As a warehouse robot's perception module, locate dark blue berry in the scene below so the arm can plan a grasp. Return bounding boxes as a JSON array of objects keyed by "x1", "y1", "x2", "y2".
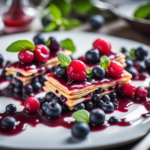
[
  {"x1": 0, "y1": 90, "x2": 2, "y2": 96},
  {"x1": 101, "y1": 102, "x2": 114, "y2": 112},
  {"x1": 101, "y1": 94, "x2": 110, "y2": 103},
  {"x1": 85, "y1": 49, "x2": 100, "y2": 63},
  {"x1": 0, "y1": 54, "x2": 4, "y2": 65},
  {"x1": 71, "y1": 122, "x2": 90, "y2": 139},
  {"x1": 126, "y1": 59, "x2": 133, "y2": 68},
  {"x1": 41, "y1": 18, "x2": 50, "y2": 27},
  {"x1": 15, "y1": 80, "x2": 22, "y2": 87},
  {"x1": 38, "y1": 97, "x2": 45, "y2": 107},
  {"x1": 139, "y1": 65, "x2": 146, "y2": 72},
  {"x1": 13, "y1": 86, "x2": 22, "y2": 94},
  {"x1": 39, "y1": 75, "x2": 47, "y2": 85},
  {"x1": 89, "y1": 15, "x2": 104, "y2": 29},
  {"x1": 109, "y1": 116, "x2": 118, "y2": 123},
  {"x1": 51, "y1": 97, "x2": 61, "y2": 103},
  {"x1": 49, "y1": 37, "x2": 60, "y2": 51},
  {"x1": 60, "y1": 95, "x2": 67, "y2": 104},
  {"x1": 32, "y1": 77, "x2": 39, "y2": 83},
  {"x1": 6, "y1": 104, "x2": 16, "y2": 113},
  {"x1": 135, "y1": 47, "x2": 148, "y2": 60},
  {"x1": 42, "y1": 102, "x2": 62, "y2": 118},
  {"x1": 23, "y1": 85, "x2": 33, "y2": 95},
  {"x1": 6, "y1": 74, "x2": 13, "y2": 81},
  {"x1": 145, "y1": 59, "x2": 150, "y2": 70},
  {"x1": 97, "y1": 100, "x2": 104, "y2": 108},
  {"x1": 16, "y1": 72, "x2": 23, "y2": 77},
  {"x1": 1, "y1": 117, "x2": 16, "y2": 129},
  {"x1": 120, "y1": 47, "x2": 127, "y2": 54},
  {"x1": 74, "y1": 103, "x2": 85, "y2": 111},
  {"x1": 33, "y1": 35, "x2": 45, "y2": 45},
  {"x1": 8, "y1": 83, "x2": 15, "y2": 90},
  {"x1": 55, "y1": 64, "x2": 67, "y2": 77},
  {"x1": 45, "y1": 92, "x2": 55, "y2": 101},
  {"x1": 127, "y1": 67, "x2": 138, "y2": 77},
  {"x1": 85, "y1": 101, "x2": 94, "y2": 110},
  {"x1": 61, "y1": 104, "x2": 68, "y2": 112},
  {"x1": 110, "y1": 92, "x2": 117, "y2": 99},
  {"x1": 92, "y1": 94, "x2": 100, "y2": 103},
  {"x1": 113, "y1": 102, "x2": 118, "y2": 108},
  {"x1": 33, "y1": 82, "x2": 42, "y2": 92},
  {"x1": 95, "y1": 88, "x2": 104, "y2": 94},
  {"x1": 90, "y1": 109, "x2": 105, "y2": 125},
  {"x1": 92, "y1": 65, "x2": 105, "y2": 79}
]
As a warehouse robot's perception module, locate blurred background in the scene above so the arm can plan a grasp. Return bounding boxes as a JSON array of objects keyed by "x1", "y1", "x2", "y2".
[{"x1": 0, "y1": 0, "x2": 150, "y2": 46}]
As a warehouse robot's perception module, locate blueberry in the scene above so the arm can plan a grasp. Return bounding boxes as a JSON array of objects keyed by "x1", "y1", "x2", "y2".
[
  {"x1": 120, "y1": 47, "x2": 127, "y2": 54},
  {"x1": 41, "y1": 18, "x2": 50, "y2": 27},
  {"x1": 33, "y1": 82, "x2": 42, "y2": 92},
  {"x1": 74, "y1": 103, "x2": 85, "y2": 111},
  {"x1": 111, "y1": 98, "x2": 118, "y2": 103},
  {"x1": 113, "y1": 102, "x2": 118, "y2": 108},
  {"x1": 6, "y1": 104, "x2": 16, "y2": 113},
  {"x1": 145, "y1": 59, "x2": 150, "y2": 70},
  {"x1": 126, "y1": 59, "x2": 133, "y2": 68},
  {"x1": 147, "y1": 91, "x2": 150, "y2": 97},
  {"x1": 139, "y1": 65, "x2": 146, "y2": 72},
  {"x1": 71, "y1": 122, "x2": 90, "y2": 139},
  {"x1": 15, "y1": 80, "x2": 22, "y2": 87},
  {"x1": 101, "y1": 102, "x2": 114, "y2": 112},
  {"x1": 61, "y1": 104, "x2": 68, "y2": 112},
  {"x1": 110, "y1": 92, "x2": 117, "y2": 99},
  {"x1": 13, "y1": 86, "x2": 22, "y2": 94},
  {"x1": 90, "y1": 109, "x2": 105, "y2": 125},
  {"x1": 89, "y1": 15, "x2": 104, "y2": 29},
  {"x1": 127, "y1": 67, "x2": 138, "y2": 77},
  {"x1": 85, "y1": 101, "x2": 94, "y2": 110},
  {"x1": 92, "y1": 65, "x2": 105, "y2": 79},
  {"x1": 6, "y1": 74, "x2": 13, "y2": 81},
  {"x1": 95, "y1": 88, "x2": 104, "y2": 94},
  {"x1": 0, "y1": 90, "x2": 2, "y2": 96},
  {"x1": 0, "y1": 54, "x2": 4, "y2": 65},
  {"x1": 55, "y1": 64, "x2": 67, "y2": 77},
  {"x1": 109, "y1": 116, "x2": 118, "y2": 123},
  {"x1": 45, "y1": 92, "x2": 55, "y2": 101},
  {"x1": 85, "y1": 49, "x2": 100, "y2": 63},
  {"x1": 23, "y1": 85, "x2": 33, "y2": 95},
  {"x1": 42, "y1": 102, "x2": 62, "y2": 118},
  {"x1": 97, "y1": 100, "x2": 104, "y2": 108},
  {"x1": 38, "y1": 97, "x2": 45, "y2": 107},
  {"x1": 32, "y1": 77, "x2": 39, "y2": 83},
  {"x1": 101, "y1": 94, "x2": 110, "y2": 103},
  {"x1": 49, "y1": 37, "x2": 60, "y2": 51},
  {"x1": 51, "y1": 97, "x2": 61, "y2": 103},
  {"x1": 135, "y1": 47, "x2": 148, "y2": 60},
  {"x1": 8, "y1": 83, "x2": 15, "y2": 90},
  {"x1": 33, "y1": 35, "x2": 45, "y2": 45},
  {"x1": 1, "y1": 117, "x2": 16, "y2": 129},
  {"x1": 91, "y1": 94, "x2": 100, "y2": 103},
  {"x1": 39, "y1": 75, "x2": 47, "y2": 85},
  {"x1": 60, "y1": 95, "x2": 67, "y2": 104}
]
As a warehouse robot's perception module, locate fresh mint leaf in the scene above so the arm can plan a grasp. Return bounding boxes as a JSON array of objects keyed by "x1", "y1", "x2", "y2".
[
  {"x1": 58, "y1": 52, "x2": 71, "y2": 67},
  {"x1": 6, "y1": 40, "x2": 35, "y2": 53},
  {"x1": 72, "y1": 109, "x2": 90, "y2": 124},
  {"x1": 86, "y1": 67, "x2": 93, "y2": 78},
  {"x1": 72, "y1": 0, "x2": 92, "y2": 14},
  {"x1": 134, "y1": 3, "x2": 150, "y2": 19},
  {"x1": 50, "y1": 4, "x2": 62, "y2": 21},
  {"x1": 60, "y1": 39, "x2": 76, "y2": 53},
  {"x1": 129, "y1": 49, "x2": 135, "y2": 58},
  {"x1": 45, "y1": 39, "x2": 51, "y2": 46},
  {"x1": 43, "y1": 22, "x2": 57, "y2": 32},
  {"x1": 100, "y1": 55, "x2": 110, "y2": 69},
  {"x1": 64, "y1": 19, "x2": 81, "y2": 30}
]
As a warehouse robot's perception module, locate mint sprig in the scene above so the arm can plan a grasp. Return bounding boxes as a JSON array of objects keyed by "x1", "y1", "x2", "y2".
[
  {"x1": 100, "y1": 55, "x2": 110, "y2": 69},
  {"x1": 129, "y1": 49, "x2": 135, "y2": 58},
  {"x1": 58, "y1": 52, "x2": 71, "y2": 68},
  {"x1": 72, "y1": 110, "x2": 90, "y2": 124},
  {"x1": 86, "y1": 67, "x2": 93, "y2": 78},
  {"x1": 6, "y1": 40, "x2": 35, "y2": 52}
]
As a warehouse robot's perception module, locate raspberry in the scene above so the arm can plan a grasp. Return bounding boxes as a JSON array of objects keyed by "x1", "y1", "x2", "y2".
[
  {"x1": 93, "y1": 38, "x2": 111, "y2": 55},
  {"x1": 67, "y1": 60, "x2": 87, "y2": 81},
  {"x1": 135, "y1": 86, "x2": 147, "y2": 99},
  {"x1": 121, "y1": 83, "x2": 136, "y2": 96},
  {"x1": 34, "y1": 44, "x2": 50, "y2": 63},
  {"x1": 108, "y1": 61, "x2": 123, "y2": 77},
  {"x1": 18, "y1": 50, "x2": 34, "y2": 63}
]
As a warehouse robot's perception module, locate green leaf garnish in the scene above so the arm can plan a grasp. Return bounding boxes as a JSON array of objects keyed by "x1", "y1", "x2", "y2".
[
  {"x1": 72, "y1": 109, "x2": 90, "y2": 124},
  {"x1": 100, "y1": 55, "x2": 110, "y2": 69},
  {"x1": 58, "y1": 52, "x2": 71, "y2": 68},
  {"x1": 43, "y1": 22, "x2": 57, "y2": 32},
  {"x1": 45, "y1": 39, "x2": 51, "y2": 46},
  {"x1": 129, "y1": 49, "x2": 135, "y2": 58},
  {"x1": 50, "y1": 4, "x2": 62, "y2": 21},
  {"x1": 6, "y1": 40, "x2": 35, "y2": 53},
  {"x1": 60, "y1": 39, "x2": 76, "y2": 53},
  {"x1": 64, "y1": 19, "x2": 81, "y2": 30},
  {"x1": 86, "y1": 67, "x2": 93, "y2": 78}
]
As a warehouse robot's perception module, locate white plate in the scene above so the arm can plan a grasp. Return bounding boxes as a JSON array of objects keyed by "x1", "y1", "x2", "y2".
[{"x1": 0, "y1": 31, "x2": 150, "y2": 150}]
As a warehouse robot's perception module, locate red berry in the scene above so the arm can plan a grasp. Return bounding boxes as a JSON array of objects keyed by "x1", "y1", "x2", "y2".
[
  {"x1": 135, "y1": 86, "x2": 147, "y2": 99},
  {"x1": 34, "y1": 44, "x2": 50, "y2": 63},
  {"x1": 18, "y1": 50, "x2": 34, "y2": 63},
  {"x1": 93, "y1": 38, "x2": 111, "y2": 55},
  {"x1": 121, "y1": 83, "x2": 136, "y2": 96},
  {"x1": 24, "y1": 97, "x2": 40, "y2": 113},
  {"x1": 67, "y1": 60, "x2": 87, "y2": 81},
  {"x1": 108, "y1": 61, "x2": 123, "y2": 77}
]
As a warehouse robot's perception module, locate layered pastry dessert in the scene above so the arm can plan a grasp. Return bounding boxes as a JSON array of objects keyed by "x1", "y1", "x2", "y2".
[
  {"x1": 78, "y1": 38, "x2": 126, "y2": 68},
  {"x1": 44, "y1": 52, "x2": 132, "y2": 110}
]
